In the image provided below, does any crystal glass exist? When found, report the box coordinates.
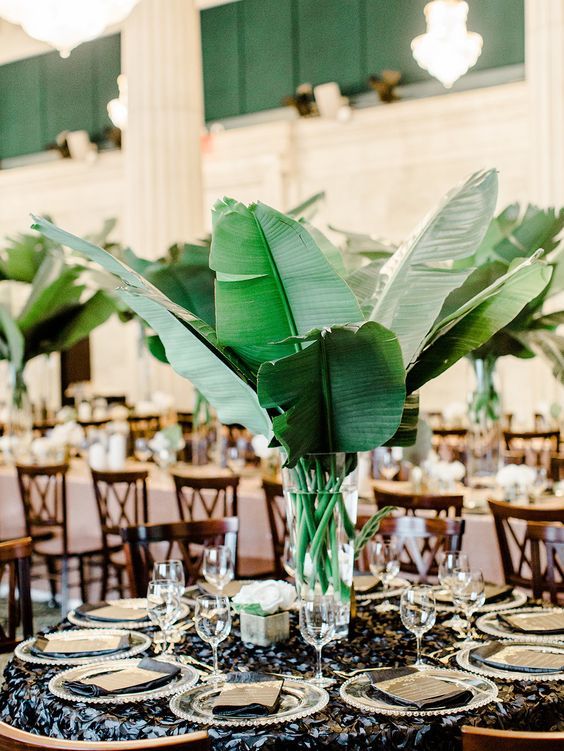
[529,467,548,502]
[451,569,486,642]
[438,551,469,629]
[298,594,336,687]
[202,545,234,593]
[134,437,152,463]
[152,559,185,597]
[400,585,436,664]
[226,444,246,474]
[194,594,231,682]
[367,540,400,611]
[147,579,181,654]
[378,449,400,481]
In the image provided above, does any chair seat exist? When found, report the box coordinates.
[34,535,104,557]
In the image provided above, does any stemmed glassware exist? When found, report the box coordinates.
[194,594,232,682]
[298,594,336,687]
[367,540,400,611]
[203,545,234,593]
[147,579,182,654]
[134,437,152,463]
[377,449,400,481]
[438,551,469,628]
[400,585,436,665]
[152,559,185,598]
[451,569,486,643]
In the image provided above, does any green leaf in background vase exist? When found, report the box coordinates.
[38,291,116,354]
[0,304,24,372]
[384,391,420,447]
[257,322,405,466]
[0,232,53,282]
[517,329,564,382]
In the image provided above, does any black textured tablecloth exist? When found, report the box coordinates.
[1,603,563,750]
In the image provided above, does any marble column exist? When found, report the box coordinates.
[121,0,205,259]
[525,0,564,205]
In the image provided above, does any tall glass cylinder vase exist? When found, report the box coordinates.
[467,356,502,482]
[282,452,358,639]
[5,365,33,463]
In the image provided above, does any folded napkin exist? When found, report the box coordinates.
[212,672,284,718]
[353,575,382,594]
[64,657,180,697]
[498,611,564,635]
[75,602,148,623]
[31,633,131,658]
[199,581,246,598]
[369,667,472,710]
[470,642,564,673]
[436,583,513,606]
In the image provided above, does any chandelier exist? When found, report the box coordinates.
[411,0,483,89]
[0,0,140,58]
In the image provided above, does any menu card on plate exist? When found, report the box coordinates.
[436,583,513,605]
[370,667,472,710]
[212,672,284,717]
[33,633,130,658]
[470,643,564,673]
[499,611,564,635]
[353,575,382,594]
[199,581,247,598]
[64,657,180,697]
[76,602,149,623]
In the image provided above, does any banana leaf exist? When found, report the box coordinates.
[0,305,24,372]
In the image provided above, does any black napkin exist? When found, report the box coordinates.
[63,657,180,697]
[74,602,148,623]
[212,672,284,718]
[369,667,473,710]
[436,583,513,605]
[469,642,564,674]
[498,611,564,635]
[31,633,131,659]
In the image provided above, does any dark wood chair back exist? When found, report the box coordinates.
[503,430,560,474]
[373,487,464,518]
[461,725,564,751]
[488,499,564,591]
[262,478,287,577]
[431,427,468,462]
[0,721,209,750]
[91,468,150,544]
[16,463,69,554]
[358,514,465,582]
[526,521,564,604]
[121,518,239,596]
[0,537,33,653]
[172,470,239,521]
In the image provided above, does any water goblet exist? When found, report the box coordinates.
[451,569,486,643]
[152,559,185,597]
[378,449,400,481]
[203,545,234,593]
[194,594,231,682]
[368,540,400,611]
[134,437,152,463]
[147,579,181,654]
[298,594,336,687]
[400,585,436,665]
[438,551,469,629]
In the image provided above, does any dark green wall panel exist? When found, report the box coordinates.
[201,2,242,120]
[0,58,43,159]
[92,34,121,135]
[465,0,525,72]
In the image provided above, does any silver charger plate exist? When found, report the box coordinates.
[67,598,190,630]
[456,640,564,682]
[48,657,199,705]
[15,628,151,666]
[355,577,410,602]
[339,665,498,717]
[169,678,329,728]
[434,588,528,614]
[475,607,564,643]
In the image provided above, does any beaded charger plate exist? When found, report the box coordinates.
[339,666,498,718]
[475,607,564,644]
[15,628,151,666]
[434,588,528,614]
[48,658,199,705]
[169,678,329,728]
[355,577,410,602]
[456,640,564,682]
[67,598,190,630]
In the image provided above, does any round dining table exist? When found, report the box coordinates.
[1,598,563,750]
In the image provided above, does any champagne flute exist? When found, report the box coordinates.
[368,540,400,611]
[438,551,469,629]
[400,585,436,665]
[298,595,336,687]
[451,569,486,643]
[203,545,234,593]
[147,579,181,654]
[152,559,185,597]
[194,594,231,682]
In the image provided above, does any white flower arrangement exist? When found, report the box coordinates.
[496,464,536,495]
[233,580,296,617]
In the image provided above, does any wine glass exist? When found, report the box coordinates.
[152,559,185,597]
[400,585,436,665]
[203,545,234,593]
[298,595,336,687]
[451,569,486,643]
[378,450,400,481]
[368,540,400,611]
[529,467,548,502]
[147,579,181,654]
[134,437,152,463]
[282,537,296,578]
[194,594,231,682]
[438,551,469,629]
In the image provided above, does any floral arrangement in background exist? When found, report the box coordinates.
[233,580,296,617]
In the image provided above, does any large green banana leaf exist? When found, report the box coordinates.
[210,199,362,370]
[370,169,498,366]
[0,305,24,371]
[257,322,405,466]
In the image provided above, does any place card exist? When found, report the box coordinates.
[77,603,148,622]
[353,575,382,593]
[212,674,284,717]
[370,667,472,709]
[34,634,128,656]
[436,583,512,605]
[199,581,246,598]
[471,643,564,672]
[64,658,180,697]
[82,666,168,692]
[499,611,564,634]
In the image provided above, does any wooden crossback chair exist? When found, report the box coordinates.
[503,430,560,476]
[91,468,150,598]
[0,537,33,653]
[431,427,468,462]
[357,514,465,582]
[172,470,239,521]
[373,487,464,518]
[0,722,209,750]
[461,726,564,751]
[527,521,564,604]
[488,500,564,592]
[262,478,287,577]
[121,518,239,597]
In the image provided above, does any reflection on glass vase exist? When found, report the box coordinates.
[5,366,33,463]
[467,356,502,481]
[282,453,358,639]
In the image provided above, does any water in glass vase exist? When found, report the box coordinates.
[467,356,502,482]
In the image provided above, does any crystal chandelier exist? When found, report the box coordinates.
[0,0,140,58]
[411,0,483,89]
